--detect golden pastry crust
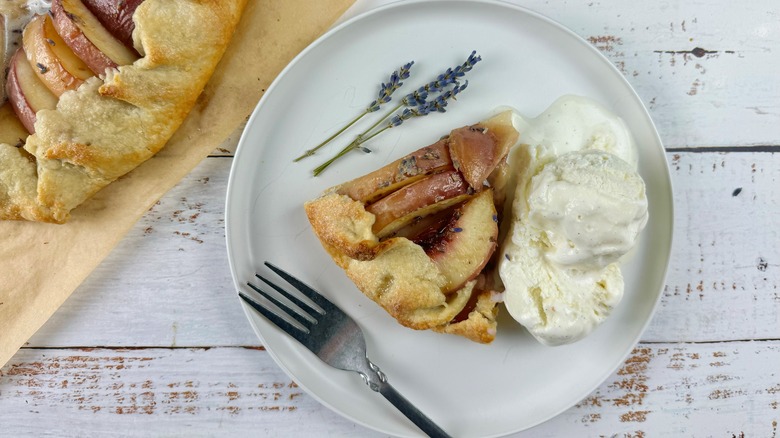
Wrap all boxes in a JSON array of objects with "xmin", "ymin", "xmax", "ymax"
[
  {"xmin": 303, "ymin": 192, "xmax": 382, "ymax": 261},
  {"xmin": 305, "ymin": 193, "xmax": 477, "ymax": 331},
  {"xmin": 0, "ymin": 0, "xmax": 247, "ymax": 223},
  {"xmin": 304, "ymin": 113, "xmax": 520, "ymax": 343},
  {"xmin": 432, "ymin": 290, "xmax": 499, "ymax": 344}
]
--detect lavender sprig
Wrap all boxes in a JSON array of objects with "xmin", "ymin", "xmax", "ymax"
[
  {"xmin": 349, "ymin": 51, "xmax": 482, "ymax": 148},
  {"xmin": 312, "ymin": 81, "xmax": 470, "ymax": 176},
  {"xmin": 293, "ymin": 61, "xmax": 414, "ymax": 162},
  {"xmin": 372, "ymin": 81, "xmax": 469, "ymax": 139}
]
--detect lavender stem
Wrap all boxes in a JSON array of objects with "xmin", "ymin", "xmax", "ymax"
[{"xmin": 294, "ymin": 111, "xmax": 367, "ymax": 162}]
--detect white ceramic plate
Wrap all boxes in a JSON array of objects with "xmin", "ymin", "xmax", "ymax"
[{"xmin": 225, "ymin": 1, "xmax": 673, "ymax": 436}]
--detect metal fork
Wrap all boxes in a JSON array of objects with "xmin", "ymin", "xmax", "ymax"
[{"xmin": 238, "ymin": 261, "xmax": 452, "ymax": 438}]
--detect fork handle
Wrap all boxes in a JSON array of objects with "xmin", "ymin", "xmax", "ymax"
[
  {"xmin": 364, "ymin": 360, "xmax": 452, "ymax": 438},
  {"xmin": 378, "ymin": 382, "xmax": 453, "ymax": 438}
]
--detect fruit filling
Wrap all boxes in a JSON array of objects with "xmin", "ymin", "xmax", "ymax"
[
  {"xmin": 306, "ymin": 110, "xmax": 520, "ymax": 343},
  {"xmin": 1, "ymin": 0, "xmax": 143, "ymax": 136}
]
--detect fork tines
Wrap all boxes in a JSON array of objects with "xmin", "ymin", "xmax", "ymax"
[
  {"xmin": 238, "ymin": 263, "xmax": 452, "ymax": 438},
  {"xmin": 239, "ymin": 262, "xmax": 331, "ymax": 341}
]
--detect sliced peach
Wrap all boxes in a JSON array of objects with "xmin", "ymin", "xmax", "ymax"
[
  {"xmin": 410, "ymin": 189, "xmax": 498, "ymax": 292},
  {"xmin": 375, "ymin": 194, "xmax": 471, "ymax": 240},
  {"xmin": 61, "ymin": 0, "xmax": 139, "ymax": 63},
  {"xmin": 44, "ymin": 12, "xmax": 95, "ymax": 79},
  {"xmin": 1, "ymin": 13, "xmax": 5, "ymax": 65},
  {"xmin": 50, "ymin": 0, "xmax": 114, "ymax": 74},
  {"xmin": 23, "ymin": 14, "xmax": 94, "ymax": 96},
  {"xmin": 6, "ymin": 48, "xmax": 58, "ymax": 133},
  {"xmin": 0, "ymin": 15, "xmax": 6, "ymax": 103},
  {"xmin": 390, "ymin": 204, "xmax": 457, "ymax": 241},
  {"xmin": 366, "ymin": 169, "xmax": 471, "ymax": 238},
  {"xmin": 0, "ymin": 10, "xmax": 20, "ymax": 103},
  {"xmin": 0, "ymin": 101, "xmax": 29, "ymax": 146},
  {"xmin": 82, "ymin": 0, "xmax": 144, "ymax": 49},
  {"xmin": 337, "ymin": 138, "xmax": 452, "ymax": 203},
  {"xmin": 450, "ymin": 288, "xmax": 487, "ymax": 324},
  {"xmin": 51, "ymin": 0, "xmax": 138, "ymax": 75},
  {"xmin": 449, "ymin": 111, "xmax": 519, "ymax": 189}
]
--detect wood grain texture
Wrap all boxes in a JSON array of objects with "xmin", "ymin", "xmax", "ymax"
[
  {"xmin": 1, "ymin": 344, "xmax": 778, "ymax": 437},
  {"xmin": 525, "ymin": 0, "xmax": 780, "ymax": 149},
  {"xmin": 644, "ymin": 151, "xmax": 780, "ymax": 342},
  {"xmin": 24, "ymin": 158, "xmax": 257, "ymax": 349},
  {"xmin": 0, "ymin": 347, "xmax": 375, "ymax": 437}
]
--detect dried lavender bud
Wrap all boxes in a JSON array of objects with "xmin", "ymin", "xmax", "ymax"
[
  {"xmin": 367, "ymin": 61, "xmax": 415, "ymax": 112},
  {"xmin": 312, "ymin": 52, "xmax": 480, "ymax": 176}
]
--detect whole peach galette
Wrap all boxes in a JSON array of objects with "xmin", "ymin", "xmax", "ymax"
[{"xmin": 0, "ymin": 0, "xmax": 246, "ymax": 223}]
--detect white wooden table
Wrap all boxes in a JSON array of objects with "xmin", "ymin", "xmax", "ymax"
[{"xmin": 2, "ymin": 0, "xmax": 779, "ymax": 436}]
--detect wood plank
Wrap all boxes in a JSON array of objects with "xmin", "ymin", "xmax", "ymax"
[
  {"xmin": 1, "ymin": 342, "xmax": 778, "ymax": 436},
  {"xmin": 531, "ymin": 0, "xmax": 780, "ymax": 148},
  {"xmin": 643, "ymin": 151, "xmax": 780, "ymax": 342},
  {"xmin": 24, "ymin": 157, "xmax": 258, "ymax": 349},
  {"xmin": 0, "ymin": 347, "xmax": 377, "ymax": 437},
  {"xmin": 340, "ymin": 0, "xmax": 780, "ymax": 149},
  {"xmin": 532, "ymin": 341, "xmax": 780, "ymax": 437},
  {"xmin": 23, "ymin": 150, "xmax": 779, "ymax": 348},
  {"xmin": 216, "ymin": 0, "xmax": 780, "ymax": 155}
]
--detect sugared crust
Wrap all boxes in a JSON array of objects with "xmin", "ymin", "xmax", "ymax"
[
  {"xmin": 0, "ymin": 0, "xmax": 247, "ymax": 223},
  {"xmin": 305, "ymin": 192, "xmax": 499, "ymax": 342},
  {"xmin": 432, "ymin": 291, "xmax": 499, "ymax": 343},
  {"xmin": 343, "ymin": 239, "xmax": 474, "ymax": 330},
  {"xmin": 304, "ymin": 193, "xmax": 381, "ymax": 261},
  {"xmin": 0, "ymin": 145, "xmax": 40, "ymax": 220}
]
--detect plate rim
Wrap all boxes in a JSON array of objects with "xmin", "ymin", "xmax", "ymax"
[{"xmin": 225, "ymin": 0, "xmax": 675, "ymax": 436}]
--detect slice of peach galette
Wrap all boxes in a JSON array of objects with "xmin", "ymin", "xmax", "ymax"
[
  {"xmin": 305, "ymin": 111, "xmax": 519, "ymax": 343},
  {"xmin": 0, "ymin": 0, "xmax": 246, "ymax": 223}
]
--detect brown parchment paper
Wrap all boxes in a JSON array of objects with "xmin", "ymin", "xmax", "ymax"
[{"xmin": 0, "ymin": 0, "xmax": 355, "ymax": 368}]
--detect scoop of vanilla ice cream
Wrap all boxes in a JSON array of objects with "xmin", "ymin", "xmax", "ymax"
[
  {"xmin": 500, "ymin": 227, "xmax": 625, "ymax": 346},
  {"xmin": 527, "ymin": 150, "xmax": 649, "ymax": 271},
  {"xmin": 498, "ymin": 95, "xmax": 649, "ymax": 345},
  {"xmin": 499, "ymin": 149, "xmax": 648, "ymax": 346},
  {"xmin": 512, "ymin": 95, "xmax": 638, "ymax": 169}
]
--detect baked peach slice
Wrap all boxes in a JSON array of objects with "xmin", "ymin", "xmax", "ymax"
[
  {"xmin": 0, "ymin": 101, "xmax": 29, "ymax": 147},
  {"xmin": 449, "ymin": 111, "xmax": 519, "ymax": 189},
  {"xmin": 23, "ymin": 14, "xmax": 94, "ymax": 96},
  {"xmin": 365, "ymin": 169, "xmax": 471, "ymax": 238},
  {"xmin": 336, "ymin": 138, "xmax": 452, "ymax": 203},
  {"xmin": 410, "ymin": 189, "xmax": 498, "ymax": 292},
  {"xmin": 51, "ymin": 0, "xmax": 138, "ymax": 75},
  {"xmin": 6, "ymin": 48, "xmax": 58, "ymax": 133},
  {"xmin": 1, "ymin": 13, "xmax": 6, "ymax": 102},
  {"xmin": 82, "ymin": 0, "xmax": 144, "ymax": 49}
]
